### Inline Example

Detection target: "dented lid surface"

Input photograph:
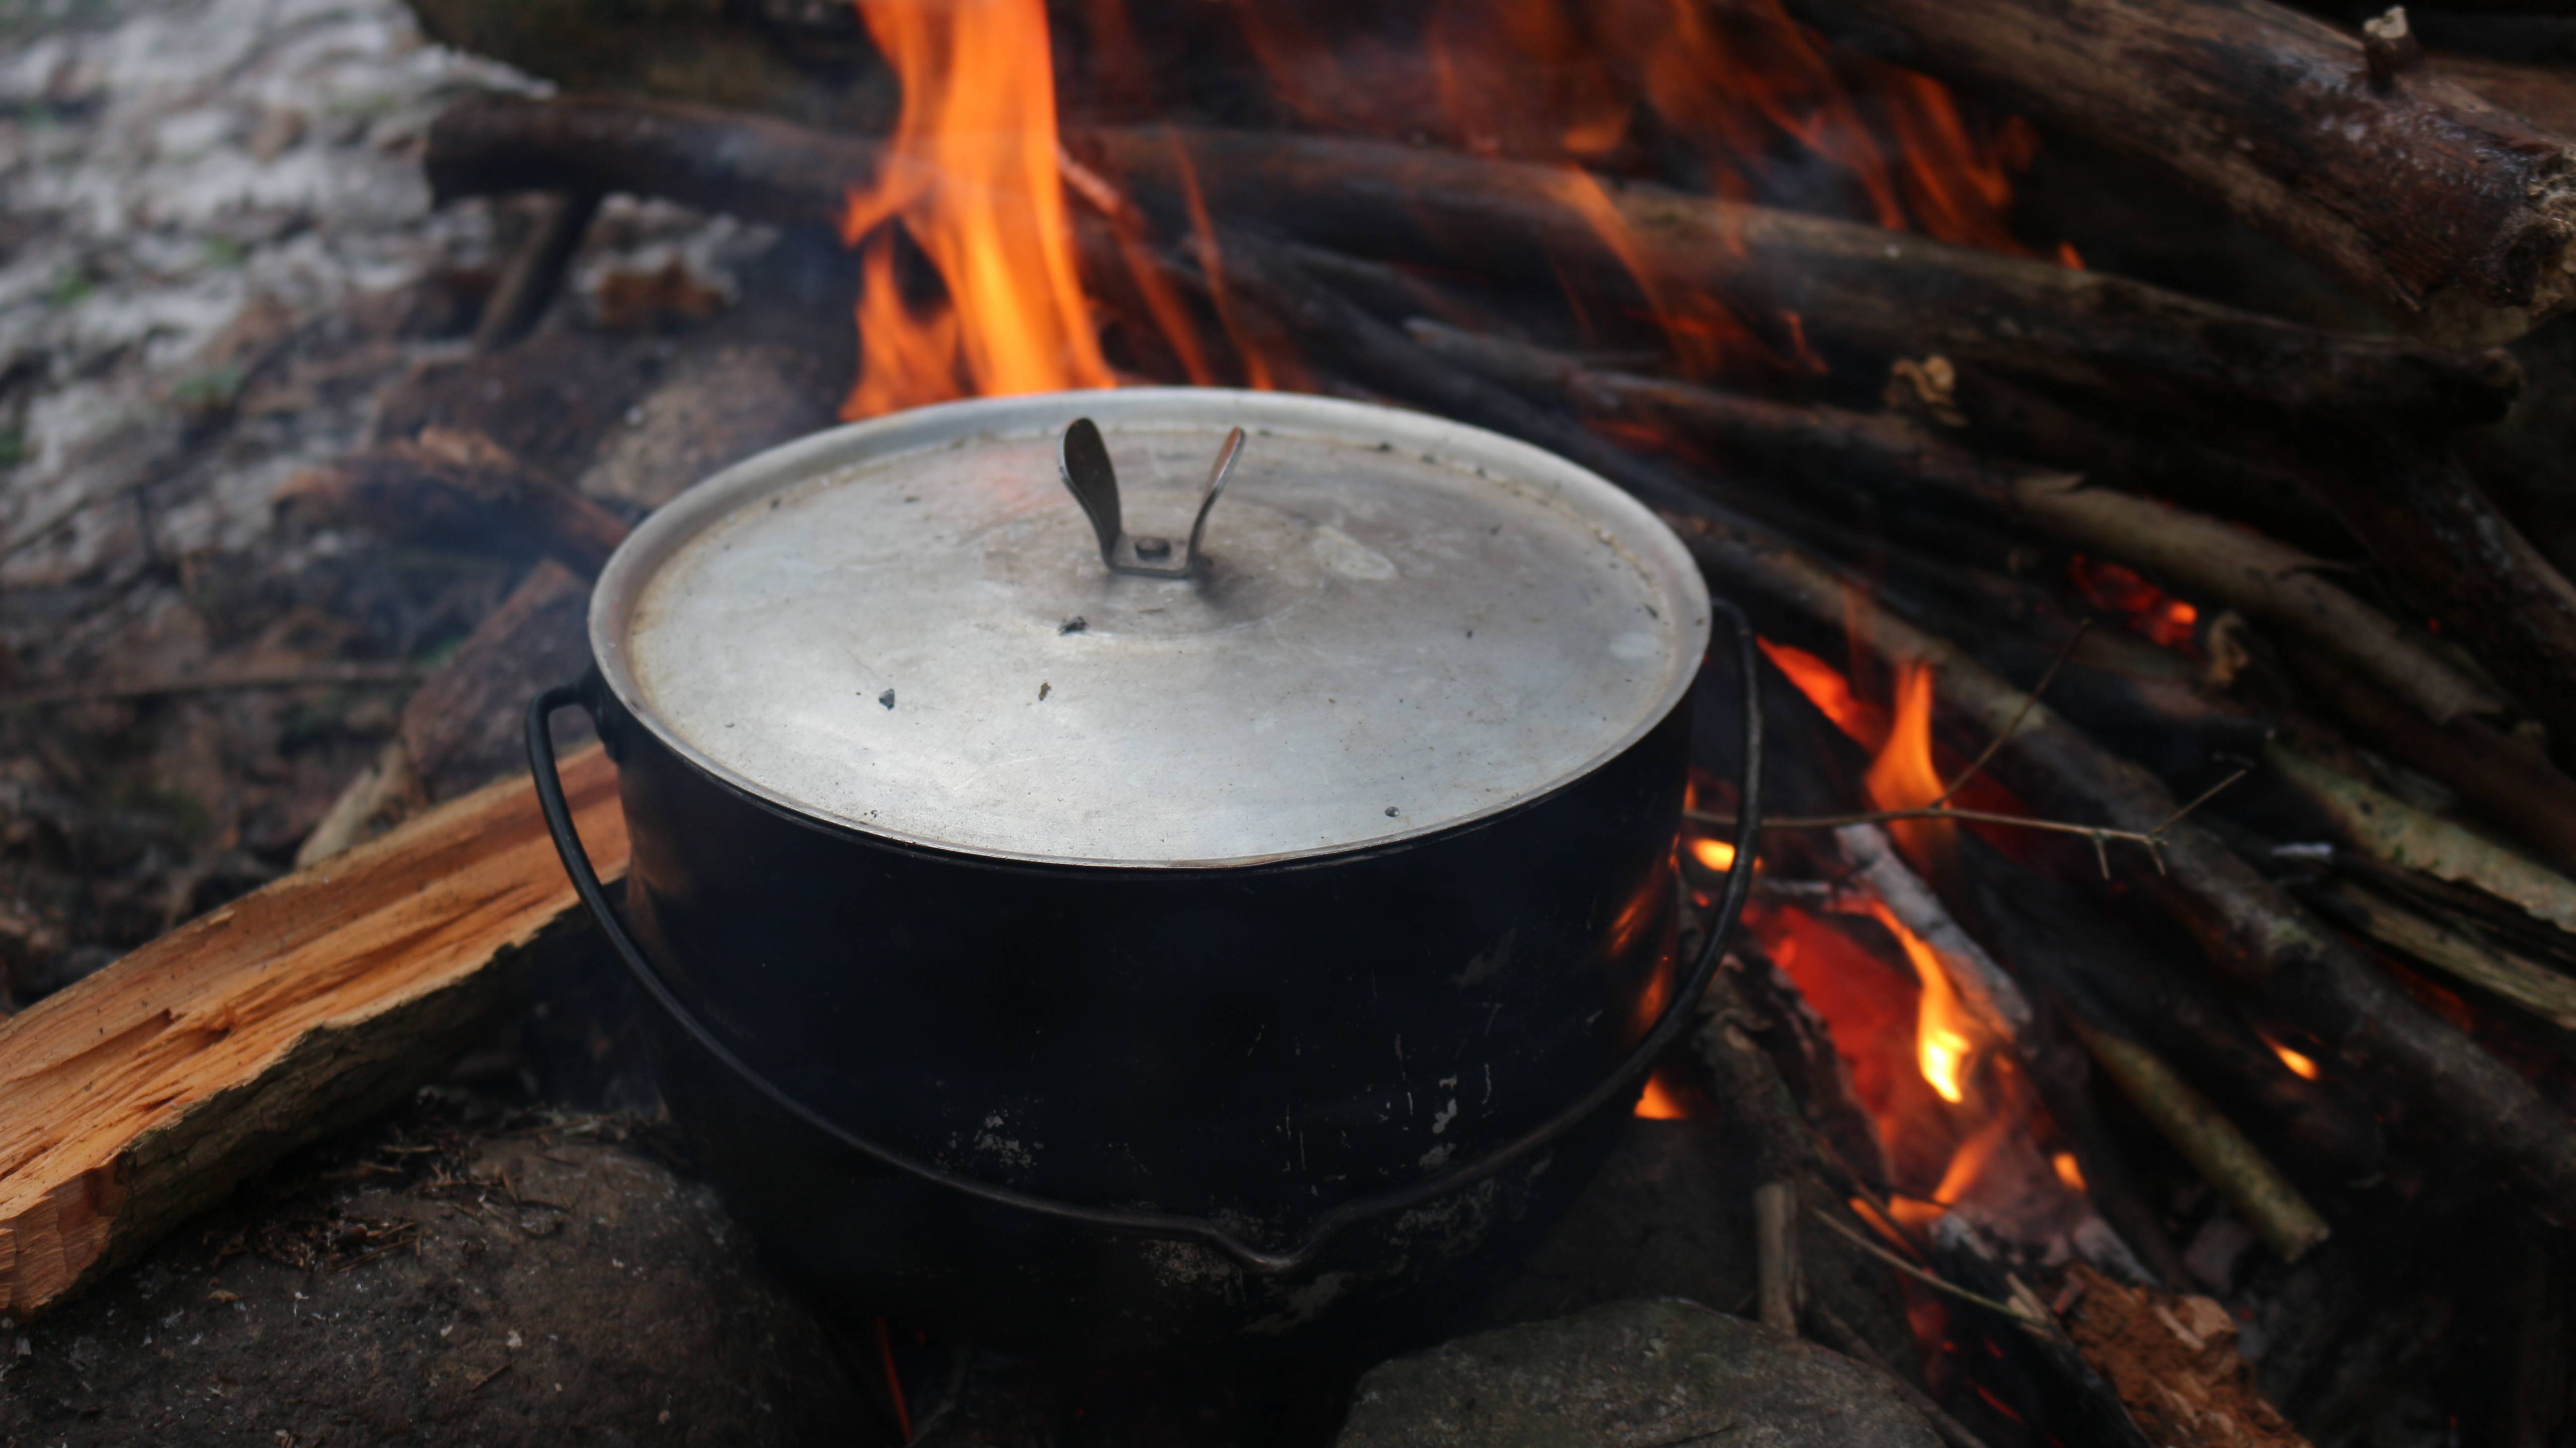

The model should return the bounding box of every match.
[593,389,1708,868]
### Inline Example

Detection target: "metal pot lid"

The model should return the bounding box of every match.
[593,389,1710,868]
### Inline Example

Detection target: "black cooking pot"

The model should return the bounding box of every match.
[525,390,1759,1365]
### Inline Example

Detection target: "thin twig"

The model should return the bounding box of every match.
[1806,1207,2050,1333]
[0,661,420,711]
[1687,777,2244,878]
[1930,619,2090,809]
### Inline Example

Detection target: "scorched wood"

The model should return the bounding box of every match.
[418,96,2521,433]
[1774,0,2576,345]
[0,746,628,1320]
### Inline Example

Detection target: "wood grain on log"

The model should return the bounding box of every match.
[418,96,2520,432]
[0,745,626,1320]
[1780,0,2576,344]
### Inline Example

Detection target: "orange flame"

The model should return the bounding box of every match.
[1869,900,1977,1106]
[1864,660,1957,874]
[1690,837,1738,872]
[840,0,1115,417]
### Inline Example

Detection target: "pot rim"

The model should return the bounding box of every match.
[588,388,1711,870]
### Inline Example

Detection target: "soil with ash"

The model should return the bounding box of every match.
[0,0,850,1015]
[0,1095,873,1448]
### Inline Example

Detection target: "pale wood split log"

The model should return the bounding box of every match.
[0,746,626,1320]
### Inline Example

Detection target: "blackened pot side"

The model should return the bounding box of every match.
[595,676,1689,1362]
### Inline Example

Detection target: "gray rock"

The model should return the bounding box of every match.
[0,1101,869,1448]
[1336,1298,1938,1448]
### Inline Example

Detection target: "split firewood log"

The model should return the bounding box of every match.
[0,746,627,1321]
[1776,0,2576,345]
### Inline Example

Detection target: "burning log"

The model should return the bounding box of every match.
[417,96,2522,433]
[1956,838,2391,1185]
[1081,128,2519,429]
[0,746,628,1320]
[1675,514,2576,1227]
[1778,0,2576,345]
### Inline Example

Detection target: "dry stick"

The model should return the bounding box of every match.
[1688,786,2245,879]
[2303,879,2576,1035]
[1773,0,2576,345]
[1676,516,2576,1225]
[1413,305,2576,772]
[2286,434,2576,770]
[1404,320,2505,730]
[2067,1017,2333,1262]
[417,96,2521,433]
[2267,742,2576,939]
[0,660,420,711]
[472,190,602,353]
[2283,638,2576,878]
[1805,1207,2048,1332]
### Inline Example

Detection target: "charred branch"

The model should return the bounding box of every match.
[418,96,2524,433]
[1674,514,2576,1227]
[1778,0,2576,344]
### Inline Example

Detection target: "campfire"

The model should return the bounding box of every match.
[7,0,2576,1444]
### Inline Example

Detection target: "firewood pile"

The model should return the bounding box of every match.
[10,0,2576,1444]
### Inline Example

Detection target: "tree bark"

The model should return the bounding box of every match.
[1779,0,2576,345]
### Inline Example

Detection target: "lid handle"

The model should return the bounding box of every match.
[1058,417,1243,580]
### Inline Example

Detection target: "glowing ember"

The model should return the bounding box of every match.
[2052,1150,2087,1192]
[2068,556,2199,651]
[2267,1037,2322,1081]
[1634,1070,1690,1120]
[1690,837,1738,872]
[840,0,1115,416]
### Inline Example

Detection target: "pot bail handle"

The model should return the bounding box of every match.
[1060,417,1241,579]
[524,597,1762,1278]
